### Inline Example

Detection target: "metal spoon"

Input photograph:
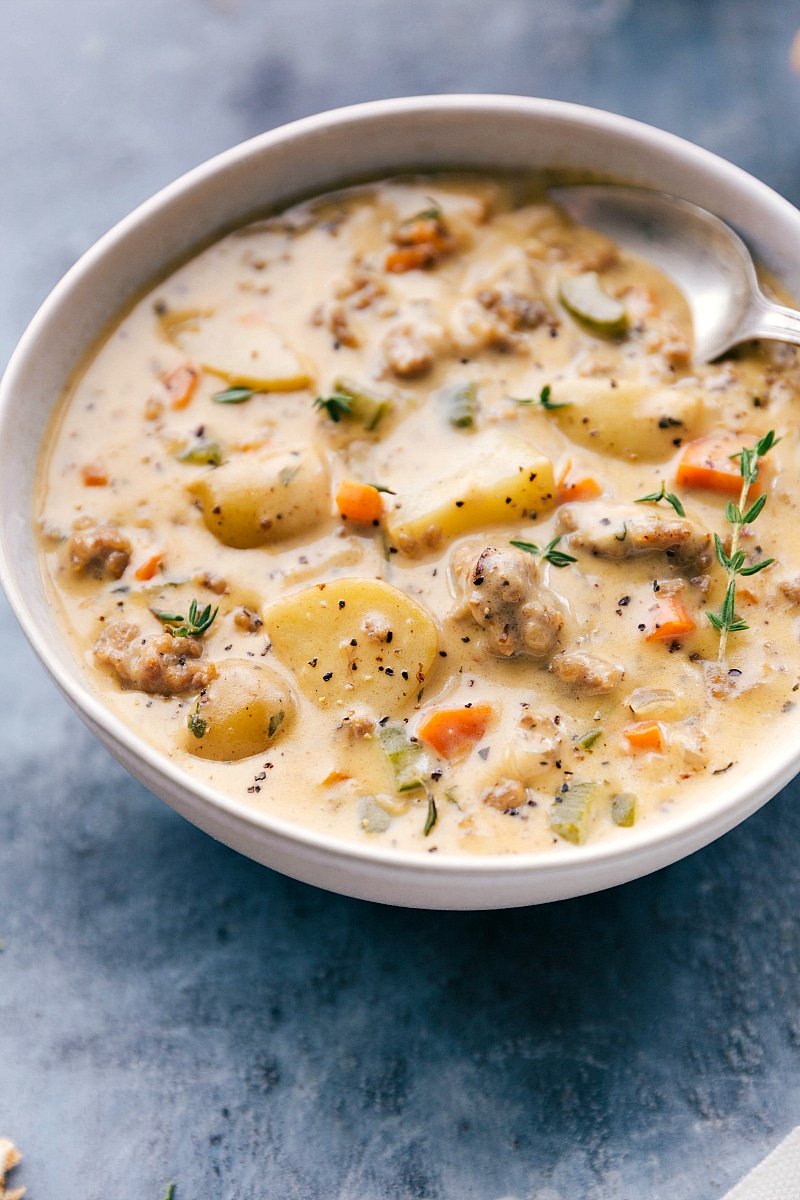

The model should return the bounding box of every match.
[550,184,800,363]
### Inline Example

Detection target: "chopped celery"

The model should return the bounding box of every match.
[575,729,602,751]
[441,382,478,429]
[611,792,637,828]
[357,795,392,833]
[548,781,599,845]
[331,377,392,431]
[379,723,427,792]
[559,272,628,337]
[177,440,223,466]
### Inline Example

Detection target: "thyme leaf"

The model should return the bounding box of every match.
[511,384,569,411]
[511,535,576,569]
[154,598,218,638]
[634,479,686,517]
[314,393,353,422]
[213,386,256,404]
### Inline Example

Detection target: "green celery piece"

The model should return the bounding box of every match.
[548,781,599,845]
[611,793,637,828]
[441,382,478,429]
[357,795,392,833]
[559,272,628,336]
[379,723,426,792]
[332,377,391,431]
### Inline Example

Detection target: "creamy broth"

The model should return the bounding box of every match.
[37,174,800,855]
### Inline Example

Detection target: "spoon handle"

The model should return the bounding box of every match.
[744,294,800,348]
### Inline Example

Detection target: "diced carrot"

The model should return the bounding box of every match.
[644,595,696,642]
[623,722,664,752]
[675,432,765,497]
[134,553,163,582]
[81,464,108,486]
[335,481,383,524]
[418,704,494,759]
[162,363,200,410]
[556,461,602,503]
[385,245,437,273]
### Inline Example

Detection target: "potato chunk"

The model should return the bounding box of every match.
[545,379,702,461]
[184,659,296,761]
[188,448,330,549]
[171,306,311,391]
[263,578,439,715]
[386,433,554,555]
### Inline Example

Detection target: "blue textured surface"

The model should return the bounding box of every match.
[3,2,800,1196]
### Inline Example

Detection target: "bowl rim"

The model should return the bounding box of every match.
[3,92,800,885]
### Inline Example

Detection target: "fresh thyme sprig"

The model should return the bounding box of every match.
[314,393,353,422]
[153,598,219,638]
[511,535,577,569]
[707,430,778,661]
[511,384,569,411]
[635,479,686,517]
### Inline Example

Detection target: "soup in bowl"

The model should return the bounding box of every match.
[3,97,800,908]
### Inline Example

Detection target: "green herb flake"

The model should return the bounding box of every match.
[268,710,285,739]
[212,386,256,404]
[511,383,569,411]
[423,794,438,836]
[576,729,602,751]
[187,709,206,739]
[314,393,353,423]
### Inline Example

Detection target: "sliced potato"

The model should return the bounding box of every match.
[170,305,311,391]
[188,447,330,548]
[263,578,439,715]
[543,379,703,461]
[386,432,554,555]
[184,660,296,761]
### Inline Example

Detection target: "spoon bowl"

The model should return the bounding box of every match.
[551,184,800,363]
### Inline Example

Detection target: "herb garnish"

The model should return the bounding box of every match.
[187,702,206,739]
[423,793,438,836]
[268,710,285,738]
[511,535,577,569]
[707,430,778,660]
[162,1186,176,1200]
[314,392,353,422]
[575,729,602,751]
[369,483,396,494]
[153,598,219,638]
[635,480,686,517]
[213,386,257,404]
[511,384,569,411]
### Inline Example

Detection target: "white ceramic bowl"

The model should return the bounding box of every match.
[3,95,800,909]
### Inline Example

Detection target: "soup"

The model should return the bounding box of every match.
[36,174,800,855]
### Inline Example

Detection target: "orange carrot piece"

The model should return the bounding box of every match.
[335,481,383,524]
[162,363,200,410]
[645,595,696,642]
[623,722,664,752]
[385,245,437,273]
[134,553,163,582]
[418,704,494,759]
[675,432,765,497]
[81,464,108,486]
